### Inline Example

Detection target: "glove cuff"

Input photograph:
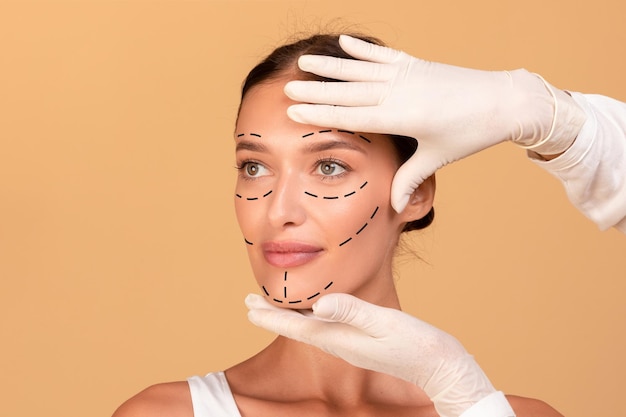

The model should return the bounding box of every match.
[425,354,496,417]
[514,72,587,156]
[459,391,516,417]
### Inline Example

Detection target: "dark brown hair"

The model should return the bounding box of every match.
[239,33,434,232]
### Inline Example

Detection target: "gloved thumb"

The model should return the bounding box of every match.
[391,149,441,213]
[313,293,390,336]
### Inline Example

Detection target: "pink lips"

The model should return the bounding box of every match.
[262,241,323,268]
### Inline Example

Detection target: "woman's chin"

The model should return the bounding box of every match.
[257,277,338,310]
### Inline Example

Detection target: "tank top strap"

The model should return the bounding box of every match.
[187,372,241,417]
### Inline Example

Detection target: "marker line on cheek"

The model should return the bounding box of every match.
[337,205,380,247]
[235,190,273,201]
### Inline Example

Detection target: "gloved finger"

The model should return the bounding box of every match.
[244,293,284,311]
[390,149,441,213]
[248,307,315,338]
[297,54,394,82]
[284,80,386,106]
[287,104,387,133]
[247,304,353,349]
[313,293,394,338]
[338,34,401,64]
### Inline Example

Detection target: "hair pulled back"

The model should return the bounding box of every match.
[239,33,434,232]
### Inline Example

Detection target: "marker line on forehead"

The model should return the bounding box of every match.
[300,129,370,150]
[237,132,262,138]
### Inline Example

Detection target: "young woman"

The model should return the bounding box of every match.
[113,34,563,417]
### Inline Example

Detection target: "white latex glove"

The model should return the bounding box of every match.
[284,35,586,213]
[246,293,507,417]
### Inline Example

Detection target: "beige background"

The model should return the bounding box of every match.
[1,1,625,416]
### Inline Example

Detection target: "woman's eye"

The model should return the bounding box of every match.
[240,161,268,178]
[316,160,346,177]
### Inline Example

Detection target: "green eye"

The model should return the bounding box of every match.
[317,160,346,176]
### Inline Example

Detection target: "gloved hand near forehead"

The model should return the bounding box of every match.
[284,35,587,213]
[246,293,515,417]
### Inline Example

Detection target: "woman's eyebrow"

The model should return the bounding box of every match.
[235,140,267,153]
[305,139,366,154]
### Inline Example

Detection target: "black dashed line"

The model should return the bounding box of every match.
[359,134,371,143]
[319,129,332,133]
[307,292,321,300]
[360,181,368,189]
[324,281,334,290]
[237,133,244,137]
[244,238,253,245]
[236,194,242,198]
[338,130,354,135]
[370,206,379,219]
[284,271,288,281]
[289,300,302,304]
[284,287,287,298]
[262,286,269,296]
[250,133,262,138]
[273,298,283,303]
[246,197,258,201]
[304,191,318,198]
[356,223,368,235]
[323,196,339,200]
[344,191,356,197]
[263,190,273,197]
[302,132,314,138]
[339,237,352,246]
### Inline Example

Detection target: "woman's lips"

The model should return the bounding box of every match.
[262,241,323,268]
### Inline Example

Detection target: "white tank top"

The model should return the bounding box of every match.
[187,372,241,417]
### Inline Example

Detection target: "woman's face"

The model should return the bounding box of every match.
[234,80,408,309]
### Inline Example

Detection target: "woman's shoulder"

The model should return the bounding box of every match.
[112,381,193,417]
[506,394,564,417]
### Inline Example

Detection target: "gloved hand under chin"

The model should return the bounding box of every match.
[246,292,513,417]
[284,35,586,213]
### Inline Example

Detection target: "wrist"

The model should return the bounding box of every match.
[508,70,586,155]
[459,391,516,417]
[426,354,496,417]
[504,69,556,147]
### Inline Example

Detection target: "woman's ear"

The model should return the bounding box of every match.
[400,175,436,221]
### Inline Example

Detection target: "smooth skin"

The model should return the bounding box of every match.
[112,80,564,417]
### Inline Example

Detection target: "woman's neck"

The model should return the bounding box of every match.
[225,334,428,410]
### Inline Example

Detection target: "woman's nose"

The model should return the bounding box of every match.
[266,175,307,229]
